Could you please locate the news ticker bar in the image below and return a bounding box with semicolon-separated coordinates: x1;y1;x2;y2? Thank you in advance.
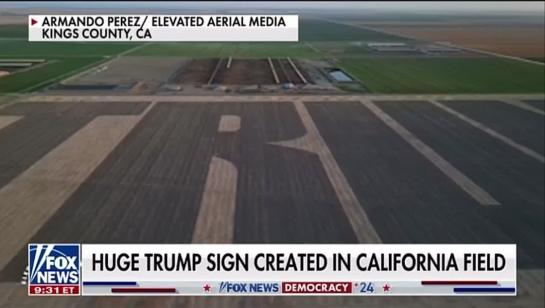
78;281;516;296
28;15;299;42
29;280;518;296
28;244;516;296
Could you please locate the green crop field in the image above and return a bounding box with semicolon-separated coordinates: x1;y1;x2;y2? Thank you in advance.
307;41;374;57
0;95;11;106
0;57;103;93
341;57;545;94
0;26;138;93
0;40;137;58
130;19;408;58
131;43;236;57
0;25;27;38
527;58;545;64
1;21;544;95
129;42;320;58
229;43;320;58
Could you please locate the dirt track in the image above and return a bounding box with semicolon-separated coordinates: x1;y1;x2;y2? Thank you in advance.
274;58;299;84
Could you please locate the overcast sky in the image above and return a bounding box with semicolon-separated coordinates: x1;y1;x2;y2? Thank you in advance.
1;1;544;13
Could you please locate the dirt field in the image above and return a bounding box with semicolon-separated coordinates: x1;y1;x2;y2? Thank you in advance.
170;58;220;84
176;58;312;86
524;99;544;111
212;59;274;85
0;95;543;307
440;100;544;154
0;16;25;25
68;56;185;87
366;24;545;58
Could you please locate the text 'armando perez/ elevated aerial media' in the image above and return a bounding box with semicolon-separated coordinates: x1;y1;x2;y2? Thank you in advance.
28;15;299;42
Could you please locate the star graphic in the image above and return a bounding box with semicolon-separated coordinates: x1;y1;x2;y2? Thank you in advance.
382;283;391;292
203;284;212;292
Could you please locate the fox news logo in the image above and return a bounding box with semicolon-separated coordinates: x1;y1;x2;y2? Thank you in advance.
28;244;80;295
219;282;280;294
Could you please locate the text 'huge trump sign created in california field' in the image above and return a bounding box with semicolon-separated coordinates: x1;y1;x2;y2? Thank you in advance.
28;244;516;296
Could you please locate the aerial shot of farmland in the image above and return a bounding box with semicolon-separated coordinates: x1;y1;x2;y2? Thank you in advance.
0;1;543;308
1;11;544;95
355;13;545;62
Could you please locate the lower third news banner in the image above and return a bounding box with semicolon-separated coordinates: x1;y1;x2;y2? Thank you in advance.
28;15;298;42
27;244;516;296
